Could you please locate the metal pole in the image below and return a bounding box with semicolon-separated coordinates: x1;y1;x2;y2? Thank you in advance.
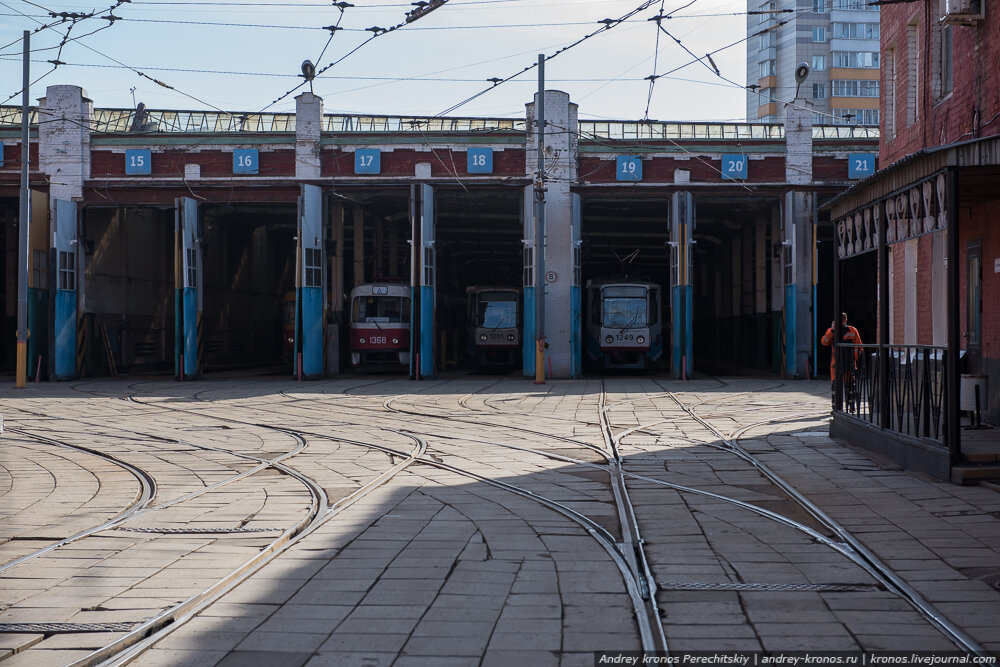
534;54;546;384
16;30;30;388
832;229;842;411
878;201;890;429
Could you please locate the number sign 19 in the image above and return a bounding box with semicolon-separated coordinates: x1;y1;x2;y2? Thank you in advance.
233;149;259;174
616;156;642;182
848;153;875;179
467;148;493;174
721;154;748;180
354;149;381;175
125;149;152;175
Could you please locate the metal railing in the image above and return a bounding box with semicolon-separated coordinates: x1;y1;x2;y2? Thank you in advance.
1;105;878;140
834;343;948;442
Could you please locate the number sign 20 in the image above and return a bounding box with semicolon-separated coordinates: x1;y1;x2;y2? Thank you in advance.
722;155;748;180
125;149;151;175
355;149;381;174
616;156;642;182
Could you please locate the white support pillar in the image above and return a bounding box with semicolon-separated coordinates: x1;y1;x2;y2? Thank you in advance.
783;99;816;378
295;92;323;179
525;90;578;379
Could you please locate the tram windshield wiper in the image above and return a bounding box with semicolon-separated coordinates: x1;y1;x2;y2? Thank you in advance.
619;313;640;334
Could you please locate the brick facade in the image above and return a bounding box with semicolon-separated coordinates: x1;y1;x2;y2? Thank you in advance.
880;0;1000;164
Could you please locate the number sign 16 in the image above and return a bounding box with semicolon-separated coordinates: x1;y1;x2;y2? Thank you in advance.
467;148;493;174
848;153;875;179
722;155;748;180
616;156;642;182
125;149;152;175
233;149;259;174
355;149;381;174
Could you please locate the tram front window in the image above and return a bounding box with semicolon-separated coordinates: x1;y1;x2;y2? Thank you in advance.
603;297;647;329
479;298;517;329
353;296;411;323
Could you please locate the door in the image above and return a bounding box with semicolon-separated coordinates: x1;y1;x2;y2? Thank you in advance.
175;197;201;379
966;241;982;373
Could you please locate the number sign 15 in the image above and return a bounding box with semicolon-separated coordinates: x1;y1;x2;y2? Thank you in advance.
722;155;748;180
616;156;642;182
848;153;875;179
355;149;381;174
125;149;152;175
233;149;259;174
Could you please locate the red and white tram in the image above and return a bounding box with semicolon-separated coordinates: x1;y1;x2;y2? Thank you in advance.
349;283;411;369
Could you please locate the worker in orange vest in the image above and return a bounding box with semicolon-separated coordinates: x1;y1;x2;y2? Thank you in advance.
821;313;862;411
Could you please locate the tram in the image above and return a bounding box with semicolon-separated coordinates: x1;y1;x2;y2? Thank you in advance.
467;286;521;368
349;283;411;369
585;279;663;370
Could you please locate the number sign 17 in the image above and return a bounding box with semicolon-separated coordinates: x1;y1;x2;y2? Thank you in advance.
355;149;381;174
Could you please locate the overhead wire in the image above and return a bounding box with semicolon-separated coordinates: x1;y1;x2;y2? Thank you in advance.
642;0;667;121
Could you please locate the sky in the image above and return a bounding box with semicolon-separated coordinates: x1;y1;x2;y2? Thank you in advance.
0;0;752;123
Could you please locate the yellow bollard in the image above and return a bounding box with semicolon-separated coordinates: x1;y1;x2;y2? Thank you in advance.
534;339;545;384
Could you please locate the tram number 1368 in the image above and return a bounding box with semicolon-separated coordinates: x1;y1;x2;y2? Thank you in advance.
369;336;387;345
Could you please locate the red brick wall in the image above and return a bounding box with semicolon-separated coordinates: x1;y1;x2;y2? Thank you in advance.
880;0;1000;164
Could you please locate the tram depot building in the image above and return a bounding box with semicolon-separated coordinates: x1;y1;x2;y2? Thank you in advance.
1;85;996;479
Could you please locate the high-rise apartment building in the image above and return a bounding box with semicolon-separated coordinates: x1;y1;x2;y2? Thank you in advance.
746;0;880;125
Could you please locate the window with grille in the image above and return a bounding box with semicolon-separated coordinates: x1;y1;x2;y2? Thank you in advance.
58;250;75;290
523;247;534;287
186;248;197;288
422;247;435;287
304;247;322;288
32;249;48;288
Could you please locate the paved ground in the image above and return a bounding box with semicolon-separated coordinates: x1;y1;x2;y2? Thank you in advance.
0;374;998;666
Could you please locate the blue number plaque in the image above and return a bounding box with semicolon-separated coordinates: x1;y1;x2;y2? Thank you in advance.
467;148;493;174
125;149;151;175
722;155;748;180
233;149;259;174
354;149;381;175
848;153;875;179
616;156;642;182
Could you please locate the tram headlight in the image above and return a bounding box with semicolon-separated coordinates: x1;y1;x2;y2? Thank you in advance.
637;335;645;344
507;334;515;341
480;334;488;342
392;338;399;345
359;337;366;344
605;335;613;344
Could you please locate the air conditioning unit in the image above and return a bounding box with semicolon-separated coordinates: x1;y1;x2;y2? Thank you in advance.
942;0;984;24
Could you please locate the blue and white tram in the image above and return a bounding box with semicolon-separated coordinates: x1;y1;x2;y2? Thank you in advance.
585;279;663;370
349;283;411;369
467;286;521;368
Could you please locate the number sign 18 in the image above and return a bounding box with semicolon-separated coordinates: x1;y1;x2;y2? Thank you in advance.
355;149;381;174
467;148;493;174
722;155;748;180
616;156;642;182
125;149;152;175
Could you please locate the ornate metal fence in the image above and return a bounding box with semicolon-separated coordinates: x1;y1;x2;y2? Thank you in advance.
834;344;948;441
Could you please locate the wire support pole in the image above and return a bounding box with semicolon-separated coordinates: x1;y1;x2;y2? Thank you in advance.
16;30;30;389
533;53;546;384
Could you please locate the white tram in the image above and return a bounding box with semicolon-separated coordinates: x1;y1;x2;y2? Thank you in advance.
467;286;521;368
585;279;663;370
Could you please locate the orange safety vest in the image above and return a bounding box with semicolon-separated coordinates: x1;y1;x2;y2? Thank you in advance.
821;325;861;381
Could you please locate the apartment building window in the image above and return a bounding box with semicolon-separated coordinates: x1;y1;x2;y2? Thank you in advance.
813;83;827;99
759;30;776;50
759;60;776;77
832;51;879;68
832;79;879;96
812;55;826;71
813;0;829;12
834;109;879;125
832;0;878;10
812;27;827;42
832;22;879;39
758;1;775;23
758;87;774;105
